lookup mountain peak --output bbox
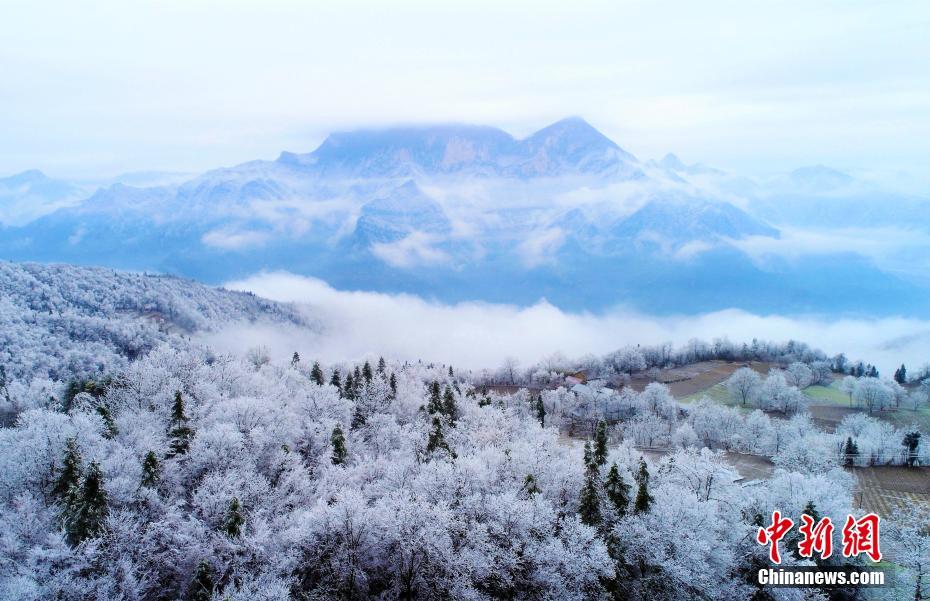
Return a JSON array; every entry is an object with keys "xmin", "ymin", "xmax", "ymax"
[
  {"xmin": 2, "ymin": 169, "xmax": 50, "ymax": 185},
  {"xmin": 276, "ymin": 118, "xmax": 638, "ymax": 178},
  {"xmin": 658, "ymin": 153, "xmax": 687, "ymax": 171}
]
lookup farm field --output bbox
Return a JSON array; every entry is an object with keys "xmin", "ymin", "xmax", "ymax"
[
  {"xmin": 641, "ymin": 360, "xmax": 773, "ymax": 401},
  {"xmin": 851, "ymin": 466, "xmax": 930, "ymax": 515}
]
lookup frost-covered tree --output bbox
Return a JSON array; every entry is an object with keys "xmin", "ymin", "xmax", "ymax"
[
  {"xmin": 854, "ymin": 377, "xmax": 893, "ymax": 414},
  {"xmin": 725, "ymin": 366, "xmax": 761, "ymax": 406}
]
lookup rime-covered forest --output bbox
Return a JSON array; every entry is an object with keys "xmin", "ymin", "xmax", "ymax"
[{"xmin": 0, "ymin": 262, "xmax": 927, "ymax": 600}]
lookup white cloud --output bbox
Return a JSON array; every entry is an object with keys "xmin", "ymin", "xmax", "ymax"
[
  {"xmin": 517, "ymin": 227, "xmax": 565, "ymax": 267},
  {"xmin": 212, "ymin": 271, "xmax": 930, "ymax": 375},
  {"xmin": 370, "ymin": 231, "xmax": 450, "ymax": 268},
  {"xmin": 201, "ymin": 227, "xmax": 270, "ymax": 250},
  {"xmin": 731, "ymin": 227, "xmax": 930, "ymax": 277}
]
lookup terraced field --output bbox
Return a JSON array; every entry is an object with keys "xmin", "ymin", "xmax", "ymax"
[{"xmin": 851, "ymin": 466, "xmax": 930, "ymax": 515}]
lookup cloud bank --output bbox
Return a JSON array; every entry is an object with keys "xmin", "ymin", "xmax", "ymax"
[{"xmin": 206, "ymin": 272, "xmax": 930, "ymax": 376}]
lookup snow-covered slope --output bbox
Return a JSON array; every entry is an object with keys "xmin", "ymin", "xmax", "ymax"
[{"xmin": 0, "ymin": 261, "xmax": 312, "ymax": 382}]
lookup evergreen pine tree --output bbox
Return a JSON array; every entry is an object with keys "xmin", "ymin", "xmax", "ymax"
[
  {"xmin": 344, "ymin": 373, "xmax": 355, "ymax": 401},
  {"xmin": 291, "ymin": 351, "xmax": 300, "ymax": 366},
  {"xmin": 224, "ymin": 497, "xmax": 244, "ymax": 538},
  {"xmin": 96, "ymin": 404, "xmax": 118, "ymax": 439},
  {"xmin": 310, "ymin": 361, "xmax": 325, "ymax": 385},
  {"xmin": 448, "ymin": 365, "xmax": 454, "ymax": 378},
  {"xmin": 389, "ymin": 372, "xmax": 397, "ymax": 397},
  {"xmin": 594, "ymin": 421, "xmax": 609, "ymax": 467},
  {"xmin": 329, "ymin": 368, "xmax": 342, "ymax": 391},
  {"xmin": 53, "ymin": 437, "xmax": 82, "ymax": 500},
  {"xmin": 578, "ymin": 475, "xmax": 601, "ymax": 526},
  {"xmin": 188, "ymin": 560, "xmax": 214, "ymax": 601},
  {"xmin": 65, "ymin": 461, "xmax": 108, "ymax": 546},
  {"xmin": 427, "ymin": 381, "xmax": 443, "ymax": 414},
  {"xmin": 843, "ymin": 437, "xmax": 859, "ymax": 467},
  {"xmin": 604, "ymin": 463, "xmax": 631, "ymax": 516},
  {"xmin": 582, "ymin": 441, "xmax": 595, "ymax": 473},
  {"xmin": 168, "ymin": 391, "xmax": 193, "ymax": 456},
  {"xmin": 140, "ymin": 451, "xmax": 160, "ymax": 488},
  {"xmin": 353, "ymin": 366, "xmax": 362, "ymax": 396},
  {"xmin": 904, "ymin": 431, "xmax": 921, "ymax": 467},
  {"xmin": 895, "ymin": 364, "xmax": 907, "ymax": 384},
  {"xmin": 426, "ymin": 416, "xmax": 455, "ymax": 459},
  {"xmin": 377, "ymin": 356, "xmax": 386, "ymax": 374},
  {"xmin": 442, "ymin": 386, "xmax": 458, "ymax": 425},
  {"xmin": 351, "ymin": 403, "xmax": 367, "ymax": 430},
  {"xmin": 535, "ymin": 394, "xmax": 546, "ymax": 426},
  {"xmin": 362, "ymin": 361, "xmax": 372, "ymax": 383},
  {"xmin": 330, "ymin": 425, "xmax": 347, "ymax": 465},
  {"xmin": 634, "ymin": 458, "xmax": 653, "ymax": 513}
]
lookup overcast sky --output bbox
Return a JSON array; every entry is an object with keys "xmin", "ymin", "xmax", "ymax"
[{"xmin": 2, "ymin": 0, "xmax": 929, "ymax": 179}]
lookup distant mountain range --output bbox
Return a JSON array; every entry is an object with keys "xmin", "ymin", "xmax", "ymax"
[{"xmin": 1, "ymin": 117, "xmax": 928, "ymax": 316}]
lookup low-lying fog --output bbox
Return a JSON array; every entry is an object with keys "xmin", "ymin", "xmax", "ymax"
[{"xmin": 209, "ymin": 271, "xmax": 929, "ymax": 375}]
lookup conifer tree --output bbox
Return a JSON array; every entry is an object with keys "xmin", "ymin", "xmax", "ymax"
[
  {"xmin": 634, "ymin": 458, "xmax": 653, "ymax": 513},
  {"xmin": 535, "ymin": 394, "xmax": 546, "ymax": 427},
  {"xmin": 188, "ymin": 560, "xmax": 214, "ymax": 601},
  {"xmin": 224, "ymin": 497, "xmax": 244, "ymax": 538},
  {"xmin": 353, "ymin": 366, "xmax": 362, "ymax": 396},
  {"xmin": 578, "ymin": 473, "xmax": 601, "ymax": 526},
  {"xmin": 351, "ymin": 403, "xmax": 367, "ymax": 430},
  {"xmin": 594, "ymin": 420, "xmax": 609, "ymax": 467},
  {"xmin": 168, "ymin": 391, "xmax": 193, "ymax": 456},
  {"xmin": 96, "ymin": 404, "xmax": 118, "ymax": 439},
  {"xmin": 578, "ymin": 443, "xmax": 602, "ymax": 525},
  {"xmin": 843, "ymin": 437, "xmax": 859, "ymax": 467},
  {"xmin": 583, "ymin": 441, "xmax": 595, "ymax": 473},
  {"xmin": 53, "ymin": 437, "xmax": 82, "ymax": 500},
  {"xmin": 895, "ymin": 364, "xmax": 907, "ymax": 384},
  {"xmin": 362, "ymin": 361, "xmax": 372, "ymax": 383},
  {"xmin": 329, "ymin": 368, "xmax": 341, "ymax": 391},
  {"xmin": 65, "ymin": 461, "xmax": 108, "ymax": 546},
  {"xmin": 442, "ymin": 385, "xmax": 458, "ymax": 425},
  {"xmin": 331, "ymin": 425, "xmax": 347, "ymax": 465},
  {"xmin": 426, "ymin": 416, "xmax": 455, "ymax": 459},
  {"xmin": 291, "ymin": 351, "xmax": 300, "ymax": 366},
  {"xmin": 310, "ymin": 361, "xmax": 324, "ymax": 386},
  {"xmin": 604, "ymin": 463, "xmax": 630, "ymax": 516},
  {"xmin": 427, "ymin": 381, "xmax": 443, "ymax": 414},
  {"xmin": 448, "ymin": 365, "xmax": 454, "ymax": 378},
  {"xmin": 389, "ymin": 372, "xmax": 397, "ymax": 397},
  {"xmin": 904, "ymin": 431, "xmax": 921, "ymax": 467},
  {"xmin": 140, "ymin": 451, "xmax": 160, "ymax": 489},
  {"xmin": 344, "ymin": 373, "xmax": 355, "ymax": 401},
  {"xmin": 377, "ymin": 356, "xmax": 386, "ymax": 374}
]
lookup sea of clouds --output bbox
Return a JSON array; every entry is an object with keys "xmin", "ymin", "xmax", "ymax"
[{"xmin": 199, "ymin": 272, "xmax": 930, "ymax": 376}]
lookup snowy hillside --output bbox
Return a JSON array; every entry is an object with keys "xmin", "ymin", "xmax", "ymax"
[{"xmin": 0, "ymin": 261, "xmax": 311, "ymax": 384}]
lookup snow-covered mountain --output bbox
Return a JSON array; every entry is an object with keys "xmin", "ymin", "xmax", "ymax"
[
  {"xmin": 278, "ymin": 117, "xmax": 642, "ymax": 179},
  {"xmin": 0, "ymin": 118, "xmax": 928, "ymax": 316},
  {"xmin": 0, "ymin": 170, "xmax": 85, "ymax": 226}
]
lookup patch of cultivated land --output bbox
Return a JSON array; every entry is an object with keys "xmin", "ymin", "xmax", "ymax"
[
  {"xmin": 635, "ymin": 360, "xmax": 774, "ymax": 400},
  {"xmin": 851, "ymin": 467, "xmax": 930, "ymax": 514}
]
